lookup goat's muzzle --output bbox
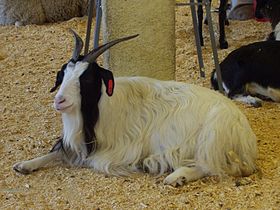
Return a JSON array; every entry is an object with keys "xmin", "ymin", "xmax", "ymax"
[{"xmin": 54, "ymin": 95, "xmax": 73, "ymax": 112}]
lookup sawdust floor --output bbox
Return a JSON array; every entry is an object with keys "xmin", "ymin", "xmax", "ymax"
[{"xmin": 1, "ymin": 5, "xmax": 280, "ymax": 210}]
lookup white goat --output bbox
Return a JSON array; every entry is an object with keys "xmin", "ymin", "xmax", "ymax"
[
  {"xmin": 0, "ymin": 0, "xmax": 90, "ymax": 26},
  {"xmin": 13, "ymin": 30, "xmax": 258, "ymax": 186}
]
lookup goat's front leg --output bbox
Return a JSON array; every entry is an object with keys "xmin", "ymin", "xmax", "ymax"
[
  {"xmin": 13, "ymin": 150, "xmax": 62, "ymax": 174},
  {"xmin": 219, "ymin": 0, "xmax": 229, "ymax": 49},
  {"xmin": 197, "ymin": 0, "xmax": 204, "ymax": 46},
  {"xmin": 164, "ymin": 166, "xmax": 206, "ymax": 187}
]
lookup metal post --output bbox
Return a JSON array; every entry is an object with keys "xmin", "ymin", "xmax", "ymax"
[
  {"xmin": 94, "ymin": 0, "xmax": 102, "ymax": 49},
  {"xmin": 189, "ymin": 0, "xmax": 205, "ymax": 78},
  {"xmin": 204, "ymin": 0, "xmax": 224, "ymax": 93},
  {"xmin": 84, "ymin": 0, "xmax": 95, "ymax": 54}
]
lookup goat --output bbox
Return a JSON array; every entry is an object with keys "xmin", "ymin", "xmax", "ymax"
[
  {"xmin": 197, "ymin": 0, "xmax": 229, "ymax": 49},
  {"xmin": 263, "ymin": 0, "xmax": 280, "ymax": 40},
  {"xmin": 255, "ymin": 0, "xmax": 269, "ymax": 20},
  {"xmin": 13, "ymin": 30, "xmax": 258, "ymax": 186},
  {"xmin": 0, "ymin": 0, "xmax": 90, "ymax": 26},
  {"xmin": 211, "ymin": 40, "xmax": 280, "ymax": 107}
]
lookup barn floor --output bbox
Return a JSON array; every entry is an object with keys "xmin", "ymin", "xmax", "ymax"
[{"xmin": 1, "ymin": 3, "xmax": 280, "ymax": 210}]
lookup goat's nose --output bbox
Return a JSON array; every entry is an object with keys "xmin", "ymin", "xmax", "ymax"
[{"xmin": 55, "ymin": 95, "xmax": 66, "ymax": 105}]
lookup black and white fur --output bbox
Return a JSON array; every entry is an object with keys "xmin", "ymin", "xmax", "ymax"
[
  {"xmin": 13, "ymin": 30, "xmax": 258, "ymax": 186},
  {"xmin": 211, "ymin": 40, "xmax": 280, "ymax": 107},
  {"xmin": 263, "ymin": 0, "xmax": 280, "ymax": 41}
]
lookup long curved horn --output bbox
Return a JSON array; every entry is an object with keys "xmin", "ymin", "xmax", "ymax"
[
  {"xmin": 69, "ymin": 29, "xmax": 84, "ymax": 62},
  {"xmin": 83, "ymin": 34, "xmax": 139, "ymax": 64}
]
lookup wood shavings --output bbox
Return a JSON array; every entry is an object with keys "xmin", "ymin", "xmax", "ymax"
[{"xmin": 0, "ymin": 1, "xmax": 279, "ymax": 209}]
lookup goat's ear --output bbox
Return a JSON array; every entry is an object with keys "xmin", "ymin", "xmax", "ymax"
[{"xmin": 99, "ymin": 68, "xmax": 114, "ymax": 96}]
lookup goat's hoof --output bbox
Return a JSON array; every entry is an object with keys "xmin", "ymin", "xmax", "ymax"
[
  {"xmin": 251, "ymin": 100, "xmax": 262, "ymax": 108},
  {"xmin": 220, "ymin": 41, "xmax": 229, "ymax": 49},
  {"xmin": 225, "ymin": 19, "xmax": 229, "ymax": 26},
  {"xmin": 163, "ymin": 174, "xmax": 187, "ymax": 187},
  {"xmin": 200, "ymin": 40, "xmax": 204, "ymax": 47},
  {"xmin": 245, "ymin": 96, "xmax": 263, "ymax": 108},
  {"xmin": 13, "ymin": 162, "xmax": 33, "ymax": 175},
  {"xmin": 204, "ymin": 19, "xmax": 208, "ymax": 25}
]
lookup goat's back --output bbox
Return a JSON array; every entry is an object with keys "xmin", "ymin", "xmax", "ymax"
[
  {"xmin": 89, "ymin": 77, "xmax": 257, "ymax": 177},
  {"xmin": 220, "ymin": 41, "xmax": 280, "ymax": 88}
]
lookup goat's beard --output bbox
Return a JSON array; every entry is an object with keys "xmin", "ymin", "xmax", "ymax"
[{"xmin": 61, "ymin": 108, "xmax": 88, "ymax": 159}]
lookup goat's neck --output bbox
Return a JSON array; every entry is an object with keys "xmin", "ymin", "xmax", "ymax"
[{"xmin": 62, "ymin": 110, "xmax": 87, "ymax": 158}]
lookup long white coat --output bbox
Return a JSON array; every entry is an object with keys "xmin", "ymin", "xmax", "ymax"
[
  {"xmin": 14, "ymin": 74, "xmax": 258, "ymax": 186},
  {"xmin": 86, "ymin": 77, "xmax": 257, "ymax": 179}
]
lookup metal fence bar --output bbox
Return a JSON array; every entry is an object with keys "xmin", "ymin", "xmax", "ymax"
[
  {"xmin": 94, "ymin": 0, "xmax": 102, "ymax": 49},
  {"xmin": 84, "ymin": 0, "xmax": 96, "ymax": 54},
  {"xmin": 190, "ymin": 0, "xmax": 205, "ymax": 77},
  {"xmin": 176, "ymin": 0, "xmax": 224, "ymax": 94},
  {"xmin": 204, "ymin": 0, "xmax": 224, "ymax": 93}
]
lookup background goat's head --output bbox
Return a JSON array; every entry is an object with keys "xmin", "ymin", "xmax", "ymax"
[
  {"xmin": 49, "ymin": 29, "xmax": 138, "ymax": 154},
  {"xmin": 264, "ymin": 0, "xmax": 280, "ymax": 29}
]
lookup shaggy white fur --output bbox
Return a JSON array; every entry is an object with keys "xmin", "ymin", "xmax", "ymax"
[
  {"xmin": 87, "ymin": 77, "xmax": 257, "ymax": 182},
  {"xmin": 14, "ymin": 66, "xmax": 258, "ymax": 186},
  {"xmin": 57, "ymin": 61, "xmax": 89, "ymax": 158},
  {"xmin": 0, "ymin": 0, "xmax": 89, "ymax": 25}
]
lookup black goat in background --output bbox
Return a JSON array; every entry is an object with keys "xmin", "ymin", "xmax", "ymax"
[
  {"xmin": 197, "ymin": 0, "xmax": 229, "ymax": 49},
  {"xmin": 263, "ymin": 0, "xmax": 280, "ymax": 40}
]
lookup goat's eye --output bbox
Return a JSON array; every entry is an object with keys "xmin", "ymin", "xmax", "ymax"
[{"xmin": 67, "ymin": 62, "xmax": 75, "ymax": 69}]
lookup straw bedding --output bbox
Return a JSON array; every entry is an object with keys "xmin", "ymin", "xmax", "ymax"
[{"xmin": 0, "ymin": 3, "xmax": 279, "ymax": 210}]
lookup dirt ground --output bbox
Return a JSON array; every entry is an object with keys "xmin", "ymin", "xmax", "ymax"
[{"xmin": 1, "ymin": 3, "xmax": 280, "ymax": 210}]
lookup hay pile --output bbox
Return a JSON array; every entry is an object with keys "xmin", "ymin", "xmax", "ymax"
[{"xmin": 1, "ymin": 3, "xmax": 279, "ymax": 210}]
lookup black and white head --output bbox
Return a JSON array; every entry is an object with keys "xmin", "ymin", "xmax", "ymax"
[
  {"xmin": 50, "ymin": 29, "xmax": 138, "ymax": 154},
  {"xmin": 51, "ymin": 29, "xmax": 138, "ymax": 112}
]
